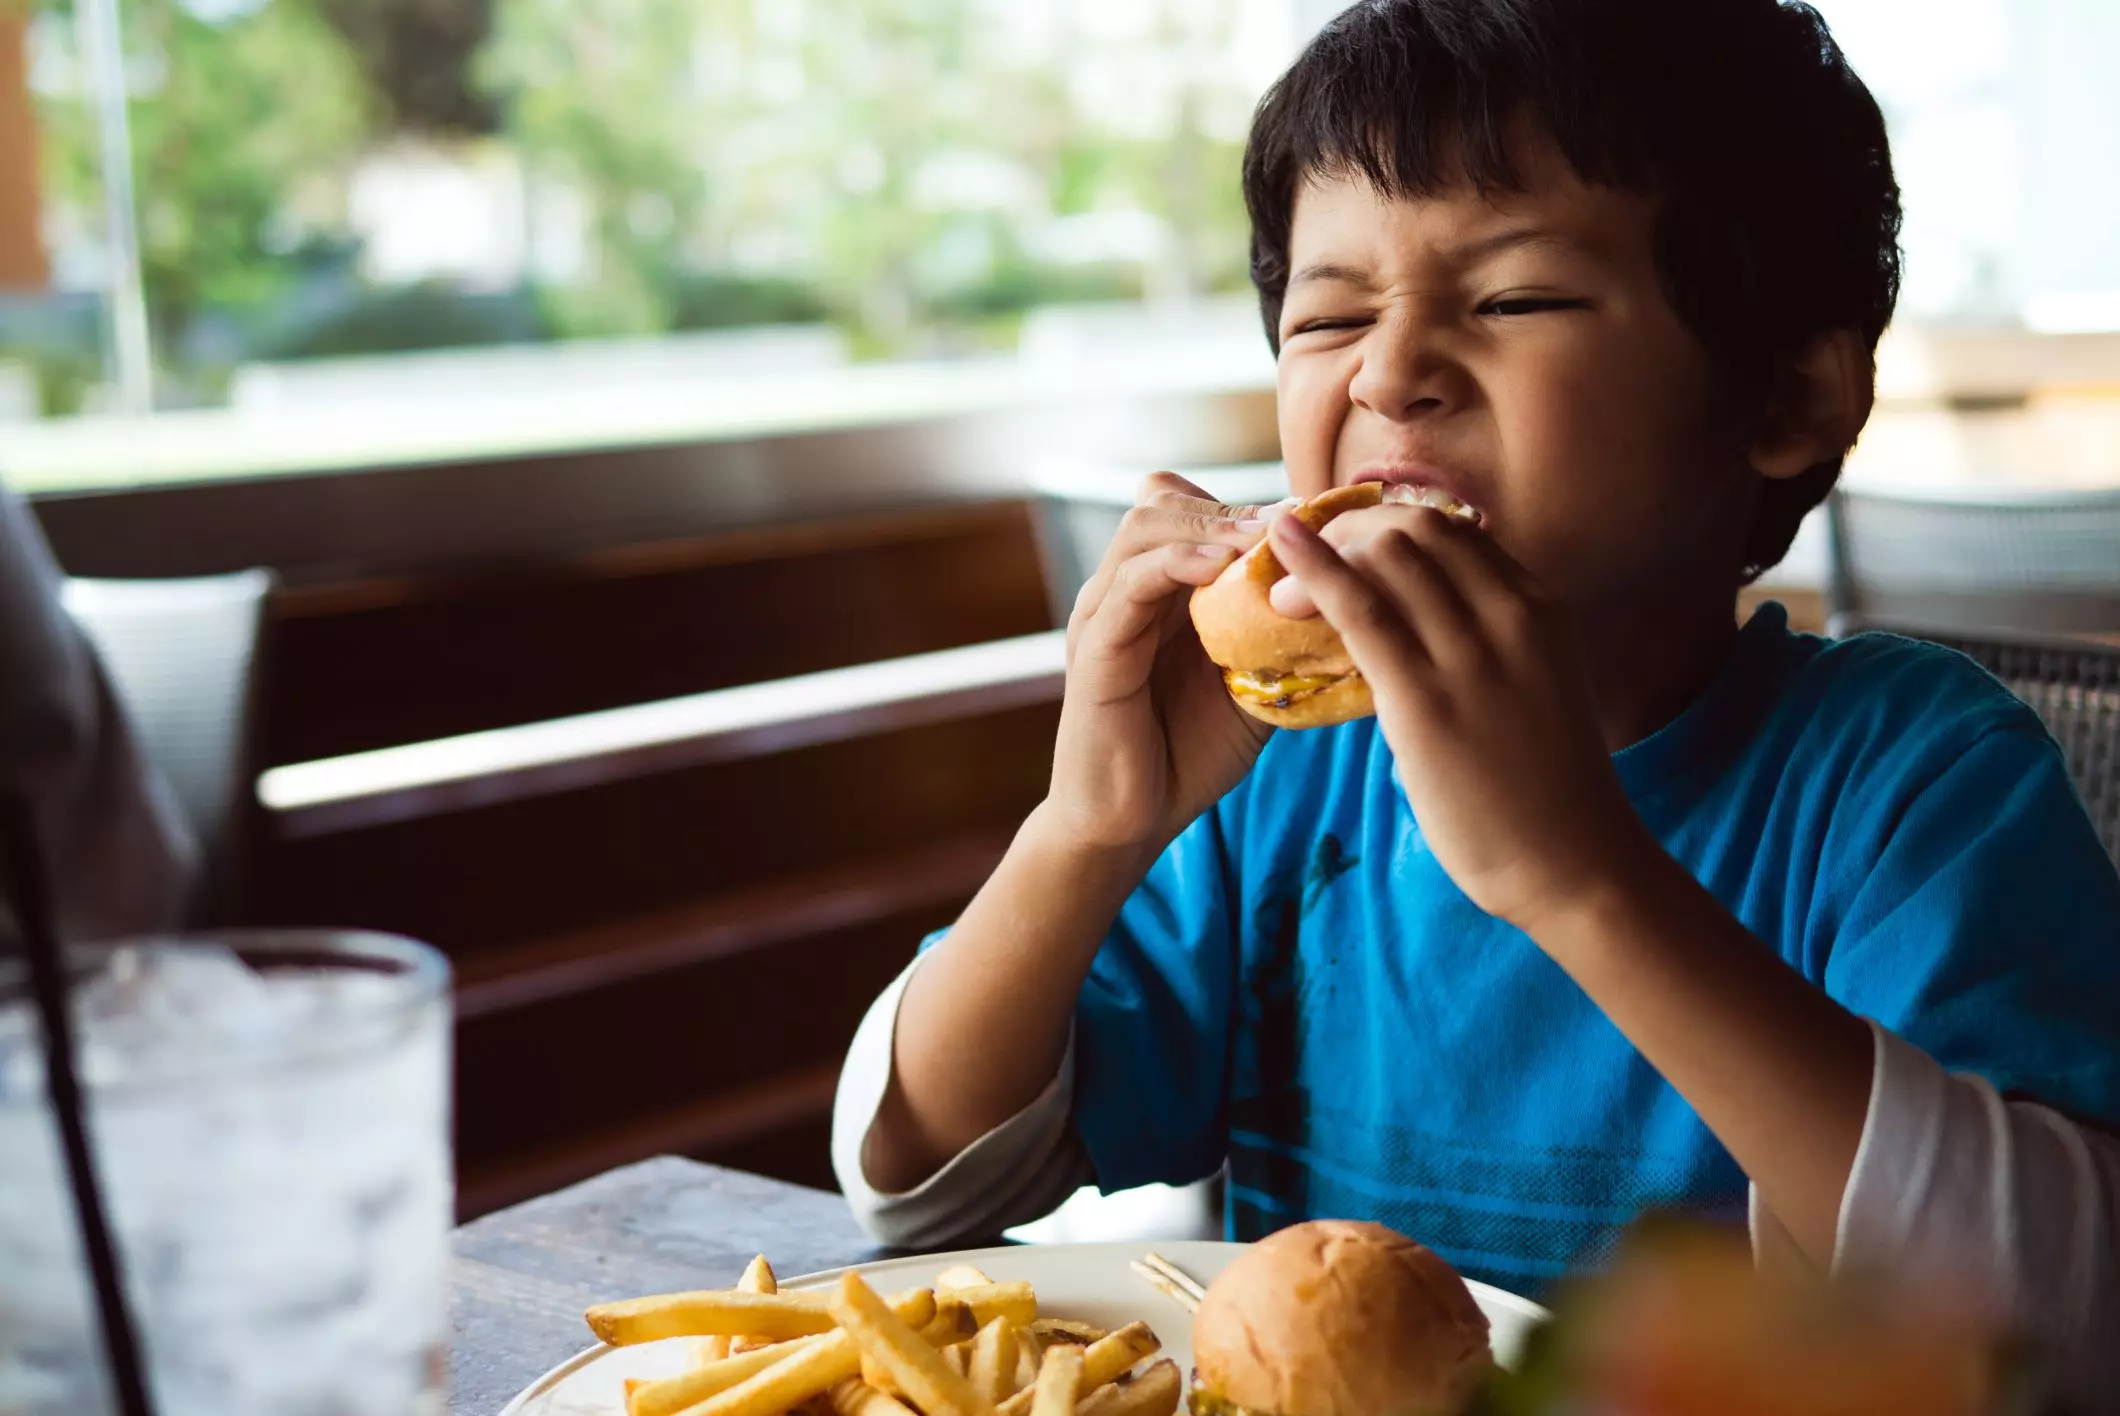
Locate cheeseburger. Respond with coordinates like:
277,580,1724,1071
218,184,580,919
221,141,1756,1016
1189,1220,1492,1416
1189,484,1480,729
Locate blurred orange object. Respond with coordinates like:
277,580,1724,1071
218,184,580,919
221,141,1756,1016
1572,1229,2012,1416
0,9,46,292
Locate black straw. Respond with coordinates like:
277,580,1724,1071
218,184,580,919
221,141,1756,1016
1,796,157,1416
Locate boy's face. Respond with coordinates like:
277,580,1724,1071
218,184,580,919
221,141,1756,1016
1275,139,1759,614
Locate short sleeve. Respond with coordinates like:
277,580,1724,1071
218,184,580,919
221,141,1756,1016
1824,721,2120,1127
1069,801,1245,1194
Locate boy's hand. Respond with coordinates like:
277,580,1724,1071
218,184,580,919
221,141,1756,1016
1045,472,1282,856
1268,504,1654,934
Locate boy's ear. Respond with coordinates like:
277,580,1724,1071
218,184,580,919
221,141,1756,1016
1749,329,1874,483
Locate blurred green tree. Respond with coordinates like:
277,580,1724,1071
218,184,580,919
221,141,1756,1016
479,0,1257,355
28,0,375,388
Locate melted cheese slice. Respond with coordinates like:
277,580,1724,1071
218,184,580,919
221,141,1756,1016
1225,669,1352,703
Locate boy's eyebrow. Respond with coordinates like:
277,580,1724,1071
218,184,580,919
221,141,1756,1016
1450,225,1591,263
1287,260,1380,291
1286,229,1595,292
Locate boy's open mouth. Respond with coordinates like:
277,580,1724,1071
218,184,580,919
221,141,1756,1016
1352,471,1485,526
1379,481,1483,525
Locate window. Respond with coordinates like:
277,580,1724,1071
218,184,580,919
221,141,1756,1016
3,0,1293,421
0,0,2114,435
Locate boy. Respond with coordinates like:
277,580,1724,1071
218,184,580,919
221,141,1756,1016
834,0,2120,1370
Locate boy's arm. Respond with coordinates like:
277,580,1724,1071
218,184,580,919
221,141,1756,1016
1535,839,1873,1258
861,805,1154,1194
834,949,1095,1248
862,472,1281,1194
1271,508,1870,1262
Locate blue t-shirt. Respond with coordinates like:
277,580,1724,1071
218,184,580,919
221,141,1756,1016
1058,604,2120,1296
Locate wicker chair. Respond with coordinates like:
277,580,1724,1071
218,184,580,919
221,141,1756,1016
1844,621,2120,865
1824,486,2120,640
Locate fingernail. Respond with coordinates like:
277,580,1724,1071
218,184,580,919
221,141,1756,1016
1198,542,1237,557
1234,518,1266,533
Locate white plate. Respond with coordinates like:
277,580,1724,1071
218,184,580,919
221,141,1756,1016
498,1240,1551,1416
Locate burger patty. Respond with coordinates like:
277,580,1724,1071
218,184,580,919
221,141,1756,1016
1223,668,1360,709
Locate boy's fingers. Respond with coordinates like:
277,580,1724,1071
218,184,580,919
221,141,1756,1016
1073,543,1235,678
1269,575,1320,619
1267,515,1428,686
1071,506,1254,643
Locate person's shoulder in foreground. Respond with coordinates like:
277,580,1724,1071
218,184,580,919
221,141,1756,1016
0,476,195,943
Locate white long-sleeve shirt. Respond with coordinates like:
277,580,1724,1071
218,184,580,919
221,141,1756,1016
833,955,2120,1403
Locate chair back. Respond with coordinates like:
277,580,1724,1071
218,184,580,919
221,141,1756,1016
61,570,274,924
1825,486,2120,639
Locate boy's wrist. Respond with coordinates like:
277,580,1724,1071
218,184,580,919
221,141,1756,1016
1019,799,1169,892
1518,828,1686,966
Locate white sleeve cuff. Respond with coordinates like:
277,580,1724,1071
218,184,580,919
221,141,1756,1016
1752,1018,2120,1404
831,952,1095,1251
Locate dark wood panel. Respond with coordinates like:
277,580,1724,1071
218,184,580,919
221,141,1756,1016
454,831,1009,1019
249,701,1057,956
256,500,1055,765
454,896,959,1192
458,1069,843,1219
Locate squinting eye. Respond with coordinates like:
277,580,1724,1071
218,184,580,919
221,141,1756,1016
1480,297,1589,317
1289,317,1370,336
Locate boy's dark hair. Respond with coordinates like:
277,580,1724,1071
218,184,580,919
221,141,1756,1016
1243,0,1902,581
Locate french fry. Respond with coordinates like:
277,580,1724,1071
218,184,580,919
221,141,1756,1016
952,1281,1038,1330
924,1297,980,1346
828,1271,996,1416
727,1255,781,1356
827,1378,918,1416
935,1263,995,1290
1028,1318,1108,1347
587,1289,836,1347
861,1354,903,1401
1029,1345,1084,1416
997,1324,1159,1416
1012,1335,1042,1396
944,1341,973,1377
628,1291,937,1416
968,1319,1020,1404
696,1253,781,1364
676,1329,866,1416
1076,1360,1181,1416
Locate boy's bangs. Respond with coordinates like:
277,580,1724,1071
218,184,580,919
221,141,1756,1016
1286,32,1635,209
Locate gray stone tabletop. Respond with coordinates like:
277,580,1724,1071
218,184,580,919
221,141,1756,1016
449,1156,878,1416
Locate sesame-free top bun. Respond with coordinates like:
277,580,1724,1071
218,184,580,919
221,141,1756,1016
1189,483,1383,730
1190,1220,1494,1416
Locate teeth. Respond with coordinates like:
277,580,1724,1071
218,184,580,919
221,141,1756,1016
1382,483,1480,522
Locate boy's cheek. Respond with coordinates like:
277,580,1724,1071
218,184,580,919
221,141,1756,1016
1275,361,1348,498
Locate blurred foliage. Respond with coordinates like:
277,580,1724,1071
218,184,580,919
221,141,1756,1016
312,0,497,136
25,0,376,397
10,0,1263,409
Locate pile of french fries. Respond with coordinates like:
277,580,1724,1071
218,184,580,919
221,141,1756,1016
584,1258,1179,1416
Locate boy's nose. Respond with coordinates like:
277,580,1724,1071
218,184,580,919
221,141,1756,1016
1347,312,1465,421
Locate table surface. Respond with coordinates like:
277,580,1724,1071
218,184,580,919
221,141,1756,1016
449,1156,879,1416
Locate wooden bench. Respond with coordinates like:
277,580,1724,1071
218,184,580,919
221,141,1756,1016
242,501,1065,1213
